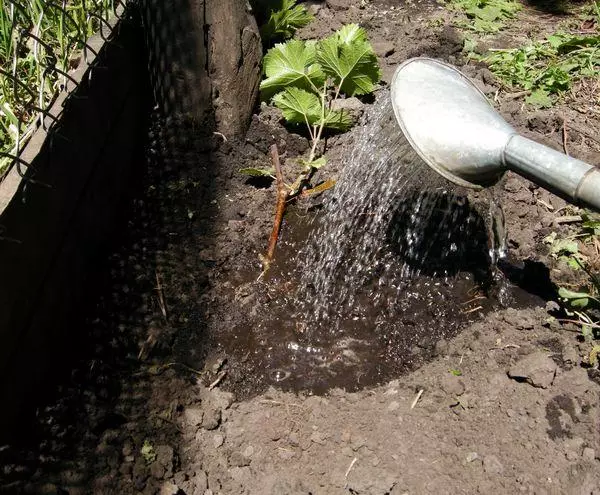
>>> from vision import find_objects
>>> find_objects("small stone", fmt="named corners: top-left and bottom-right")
top-left (310, 431), bottom-right (326, 445)
top-left (483, 455), bottom-right (504, 474)
top-left (243, 445), bottom-right (255, 458)
top-left (202, 408), bottom-right (221, 430)
top-left (387, 401), bottom-right (400, 412)
top-left (305, 0), bottom-right (322, 15)
top-left (184, 408), bottom-right (204, 428)
top-left (213, 434), bottom-right (224, 448)
top-left (174, 472), bottom-right (187, 486)
top-left (508, 352), bottom-right (557, 389)
top-left (331, 96), bottom-right (364, 112)
top-left (159, 480), bottom-right (179, 495)
top-left (122, 440), bottom-right (134, 457)
top-left (582, 448), bottom-right (595, 461)
top-left (466, 452), bottom-right (479, 463)
top-left (564, 437), bottom-right (584, 452)
top-left (504, 177), bottom-right (522, 193)
top-left (288, 432), bottom-right (300, 447)
top-left (211, 357), bottom-right (227, 373)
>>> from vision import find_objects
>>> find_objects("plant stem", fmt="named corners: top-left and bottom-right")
top-left (261, 143), bottom-right (289, 273)
top-left (307, 80), bottom-right (329, 164)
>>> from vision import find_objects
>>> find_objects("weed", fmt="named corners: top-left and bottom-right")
top-left (545, 213), bottom-right (600, 363)
top-left (141, 439), bottom-right (156, 464)
top-left (445, 0), bottom-right (521, 33)
top-left (480, 32), bottom-right (600, 107)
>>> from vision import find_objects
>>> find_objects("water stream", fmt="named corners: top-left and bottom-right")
top-left (297, 93), bottom-right (497, 324)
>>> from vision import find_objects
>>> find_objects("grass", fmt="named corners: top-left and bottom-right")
top-left (457, 0), bottom-right (600, 107)
top-left (0, 0), bottom-right (118, 178)
top-left (544, 213), bottom-right (600, 365)
top-left (445, 0), bottom-right (522, 33)
top-left (480, 29), bottom-right (600, 107)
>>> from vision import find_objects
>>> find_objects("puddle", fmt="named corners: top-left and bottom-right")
top-left (209, 201), bottom-right (540, 397)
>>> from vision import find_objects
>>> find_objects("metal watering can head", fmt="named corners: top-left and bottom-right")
top-left (390, 57), bottom-right (600, 212)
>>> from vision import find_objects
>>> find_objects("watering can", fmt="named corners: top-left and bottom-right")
top-left (390, 58), bottom-right (600, 212)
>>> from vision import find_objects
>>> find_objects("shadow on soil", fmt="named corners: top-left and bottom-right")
top-left (0, 3), bottom-right (224, 492)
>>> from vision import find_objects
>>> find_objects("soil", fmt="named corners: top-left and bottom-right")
top-left (1, 1), bottom-right (600, 494)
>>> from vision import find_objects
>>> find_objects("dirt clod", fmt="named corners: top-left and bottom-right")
top-left (508, 351), bottom-right (558, 388)
top-left (483, 455), bottom-right (505, 475)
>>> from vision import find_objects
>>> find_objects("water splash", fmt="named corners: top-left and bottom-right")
top-left (297, 93), bottom-right (493, 323)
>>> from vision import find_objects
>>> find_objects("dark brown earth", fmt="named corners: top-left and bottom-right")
top-left (1, 0), bottom-right (600, 494)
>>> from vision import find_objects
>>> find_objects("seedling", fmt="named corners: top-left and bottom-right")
top-left (242, 24), bottom-right (381, 272)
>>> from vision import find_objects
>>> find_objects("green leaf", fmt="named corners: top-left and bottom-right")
top-left (335, 23), bottom-right (368, 44)
top-left (299, 156), bottom-right (327, 171)
top-left (273, 87), bottom-right (322, 125)
top-left (323, 109), bottom-right (354, 131)
top-left (260, 40), bottom-right (326, 100)
top-left (239, 167), bottom-right (276, 178)
top-left (590, 345), bottom-right (600, 365)
top-left (463, 37), bottom-right (478, 53)
top-left (558, 287), bottom-right (590, 308)
top-left (309, 156), bottom-right (327, 169)
top-left (551, 239), bottom-right (579, 255)
top-left (565, 257), bottom-right (582, 270)
top-left (525, 89), bottom-right (553, 108)
top-left (449, 369), bottom-right (462, 376)
top-left (141, 440), bottom-right (157, 464)
top-left (317, 25), bottom-right (381, 96)
top-left (260, 0), bottom-right (313, 43)
top-left (582, 325), bottom-right (594, 342)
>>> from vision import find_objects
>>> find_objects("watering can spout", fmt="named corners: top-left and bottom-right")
top-left (390, 58), bottom-right (600, 212)
top-left (503, 135), bottom-right (600, 211)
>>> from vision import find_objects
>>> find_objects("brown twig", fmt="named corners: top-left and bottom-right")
top-left (208, 370), bottom-right (227, 390)
top-left (411, 389), bottom-right (424, 409)
top-left (462, 305), bottom-right (484, 314)
top-left (155, 271), bottom-right (168, 322)
top-left (554, 215), bottom-right (583, 225)
top-left (261, 144), bottom-right (290, 274)
top-left (556, 318), bottom-right (600, 330)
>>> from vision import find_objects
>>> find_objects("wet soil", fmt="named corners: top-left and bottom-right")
top-left (1, 0), bottom-right (600, 494)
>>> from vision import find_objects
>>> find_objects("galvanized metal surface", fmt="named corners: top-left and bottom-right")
top-left (391, 58), bottom-right (600, 211)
